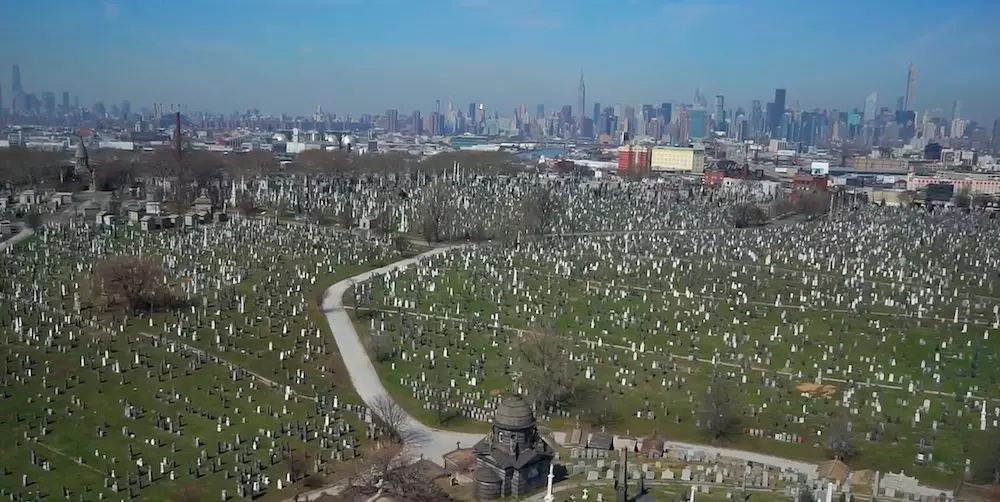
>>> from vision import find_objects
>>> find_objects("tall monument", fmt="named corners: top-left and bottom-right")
top-left (74, 138), bottom-right (94, 191)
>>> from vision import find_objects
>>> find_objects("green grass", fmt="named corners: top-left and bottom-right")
top-left (0, 221), bottom-right (403, 501)
top-left (347, 222), bottom-right (1000, 490)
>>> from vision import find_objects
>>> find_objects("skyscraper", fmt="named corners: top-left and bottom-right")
top-left (385, 109), bottom-right (399, 133)
top-left (411, 111), bottom-right (422, 135)
top-left (951, 100), bottom-right (961, 121)
top-left (749, 100), bottom-right (763, 138)
top-left (659, 103), bottom-right (672, 125)
top-left (592, 102), bottom-right (600, 126)
top-left (689, 108), bottom-right (708, 140)
top-left (992, 118), bottom-right (1000, 154)
top-left (714, 95), bottom-right (725, 131)
top-left (11, 64), bottom-right (22, 94)
top-left (769, 89), bottom-right (786, 134)
top-left (536, 104), bottom-right (544, 120)
top-left (904, 64), bottom-right (916, 111)
top-left (863, 92), bottom-right (877, 123)
top-left (577, 73), bottom-right (586, 136)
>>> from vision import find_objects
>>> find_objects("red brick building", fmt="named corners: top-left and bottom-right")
top-left (617, 145), bottom-right (651, 176)
top-left (792, 172), bottom-right (829, 191)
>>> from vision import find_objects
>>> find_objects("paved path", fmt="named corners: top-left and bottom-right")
top-left (322, 245), bottom-right (484, 464)
top-left (0, 225), bottom-right (34, 252)
top-left (320, 240), bottom-right (954, 499)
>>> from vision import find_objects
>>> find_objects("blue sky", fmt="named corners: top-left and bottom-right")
top-left (2, 0), bottom-right (999, 122)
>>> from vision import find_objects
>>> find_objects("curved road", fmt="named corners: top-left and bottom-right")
top-left (322, 240), bottom-right (952, 499)
top-left (322, 245), bottom-right (484, 463)
top-left (0, 225), bottom-right (35, 252)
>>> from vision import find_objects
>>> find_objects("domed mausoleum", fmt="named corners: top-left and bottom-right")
top-left (471, 395), bottom-right (554, 500)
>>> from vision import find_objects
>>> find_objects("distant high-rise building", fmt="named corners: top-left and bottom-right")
top-left (11, 64), bottom-right (22, 94)
top-left (904, 64), bottom-right (916, 111)
top-left (768, 89), bottom-right (786, 135)
top-left (535, 104), bottom-right (544, 120)
top-left (41, 92), bottom-right (55, 115)
top-left (429, 111), bottom-right (441, 136)
top-left (411, 110), bottom-right (422, 135)
top-left (121, 100), bottom-right (131, 118)
top-left (641, 105), bottom-right (655, 124)
top-left (714, 95), bottom-right (725, 131)
top-left (468, 102), bottom-right (476, 123)
top-left (749, 100), bottom-right (763, 138)
top-left (560, 105), bottom-right (572, 131)
top-left (863, 92), bottom-right (877, 123)
top-left (951, 100), bottom-right (961, 121)
top-left (62, 92), bottom-right (70, 110)
top-left (950, 118), bottom-right (966, 139)
top-left (659, 103), bottom-right (672, 125)
top-left (992, 118), bottom-right (1000, 154)
top-left (577, 73), bottom-right (586, 136)
top-left (689, 108), bottom-right (708, 140)
top-left (677, 107), bottom-right (691, 144)
top-left (385, 109), bottom-right (399, 133)
top-left (592, 102), bottom-right (600, 127)
top-left (895, 96), bottom-right (904, 112)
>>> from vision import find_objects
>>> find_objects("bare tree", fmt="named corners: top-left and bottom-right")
top-left (370, 395), bottom-right (414, 444)
top-left (339, 200), bottom-right (354, 230)
top-left (826, 415), bottom-right (855, 460)
top-left (769, 196), bottom-right (795, 218)
top-left (795, 191), bottom-right (832, 216)
top-left (230, 150), bottom-right (279, 177)
top-left (418, 184), bottom-right (447, 243)
top-left (89, 256), bottom-right (178, 313)
top-left (22, 210), bottom-right (42, 230)
top-left (729, 203), bottom-right (767, 228)
top-left (392, 234), bottom-right (410, 255)
top-left (235, 192), bottom-right (258, 216)
top-left (371, 210), bottom-right (395, 234)
top-left (521, 184), bottom-right (561, 235)
top-left (284, 449), bottom-right (310, 482)
top-left (701, 374), bottom-right (740, 442)
top-left (347, 443), bottom-right (449, 502)
top-left (295, 149), bottom-right (351, 174)
top-left (954, 187), bottom-right (972, 209)
top-left (571, 381), bottom-right (622, 429)
top-left (972, 193), bottom-right (993, 209)
top-left (517, 323), bottom-right (576, 411)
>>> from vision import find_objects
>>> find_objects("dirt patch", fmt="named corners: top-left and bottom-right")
top-left (796, 381), bottom-right (837, 397)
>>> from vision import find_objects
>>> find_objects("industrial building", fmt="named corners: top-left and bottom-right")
top-left (906, 173), bottom-right (1000, 195)
top-left (650, 146), bottom-right (706, 173)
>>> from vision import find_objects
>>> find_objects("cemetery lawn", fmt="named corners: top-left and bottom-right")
top-left (351, 219), bottom-right (1000, 490)
top-left (0, 221), bottom-right (405, 501)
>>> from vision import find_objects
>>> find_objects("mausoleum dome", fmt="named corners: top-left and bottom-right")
top-left (492, 395), bottom-right (535, 430)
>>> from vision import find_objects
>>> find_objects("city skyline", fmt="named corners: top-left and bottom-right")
top-left (2, 0), bottom-right (999, 121)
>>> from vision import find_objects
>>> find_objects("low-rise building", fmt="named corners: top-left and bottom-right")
top-left (650, 146), bottom-right (705, 173)
top-left (617, 145), bottom-right (651, 175)
top-left (907, 174), bottom-right (1000, 195)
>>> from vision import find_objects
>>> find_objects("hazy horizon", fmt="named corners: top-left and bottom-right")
top-left (2, 0), bottom-right (999, 122)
